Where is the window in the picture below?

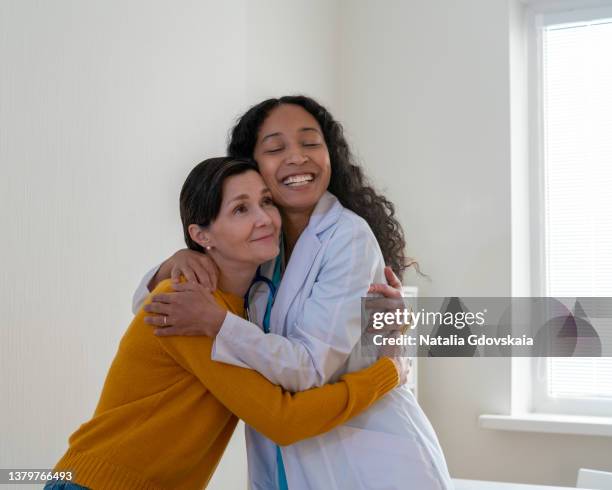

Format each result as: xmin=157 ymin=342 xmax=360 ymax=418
xmin=530 ymin=3 xmax=612 ymax=417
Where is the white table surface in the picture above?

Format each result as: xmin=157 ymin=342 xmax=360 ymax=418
xmin=453 ymin=478 xmax=588 ymax=489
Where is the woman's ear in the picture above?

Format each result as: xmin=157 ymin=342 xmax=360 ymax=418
xmin=188 ymin=224 xmax=213 ymax=251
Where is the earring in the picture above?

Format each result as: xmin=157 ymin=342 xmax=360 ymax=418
xmin=202 ymin=237 xmax=211 ymax=251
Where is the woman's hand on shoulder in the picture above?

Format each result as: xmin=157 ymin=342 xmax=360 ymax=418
xmin=370 ymin=267 xmax=412 ymax=385
xmin=366 ymin=266 xmax=405 ymax=334
xmin=368 ymin=266 xmax=403 ymax=298
xmin=143 ymin=282 xmax=226 ymax=337
xmin=148 ymin=248 xmax=219 ymax=291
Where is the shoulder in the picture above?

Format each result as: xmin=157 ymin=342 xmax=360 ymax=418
xmin=319 ymin=205 xmax=384 ymax=271
xmin=212 ymin=289 xmax=245 ymax=318
xmin=329 ymin=205 xmax=379 ymax=247
xmin=149 ymin=278 xmax=176 ymax=296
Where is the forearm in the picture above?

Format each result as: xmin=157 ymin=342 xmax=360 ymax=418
xmin=216 ymin=357 xmax=398 ymax=446
xmin=212 ymin=313 xmax=340 ymax=391
xmin=155 ymin=311 xmax=398 ymax=447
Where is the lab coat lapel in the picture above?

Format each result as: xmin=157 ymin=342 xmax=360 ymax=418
xmin=247 ymin=259 xmax=276 ymax=329
xmin=270 ymin=192 xmax=342 ymax=335
xmin=269 ymin=230 xmax=320 ymax=335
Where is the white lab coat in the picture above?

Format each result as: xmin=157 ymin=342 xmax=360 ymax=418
xmin=133 ymin=192 xmax=453 ymax=490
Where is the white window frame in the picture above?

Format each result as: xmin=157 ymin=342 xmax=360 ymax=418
xmin=527 ymin=0 xmax=612 ymax=418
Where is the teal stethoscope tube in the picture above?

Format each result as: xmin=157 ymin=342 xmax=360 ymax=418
xmin=244 ymin=266 xmax=277 ymax=334
xmin=243 ymin=258 xmax=288 ymax=490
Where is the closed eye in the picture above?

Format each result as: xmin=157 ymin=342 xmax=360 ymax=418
xmin=261 ymin=196 xmax=275 ymax=207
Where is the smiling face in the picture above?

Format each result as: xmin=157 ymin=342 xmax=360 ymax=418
xmin=253 ymin=104 xmax=331 ymax=217
xmin=189 ymin=170 xmax=281 ymax=267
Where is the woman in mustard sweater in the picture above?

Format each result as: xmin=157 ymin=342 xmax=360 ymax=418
xmin=46 ymin=157 xmax=405 ymax=490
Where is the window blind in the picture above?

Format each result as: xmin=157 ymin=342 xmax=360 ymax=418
xmin=542 ymin=17 xmax=612 ymax=400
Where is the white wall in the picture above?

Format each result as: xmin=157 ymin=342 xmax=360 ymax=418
xmin=336 ymin=0 xmax=612 ymax=486
xmin=245 ymin=0 xmax=339 ymax=107
xmin=0 ymin=1 xmax=336 ymax=489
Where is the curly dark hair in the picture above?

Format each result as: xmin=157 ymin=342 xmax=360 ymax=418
xmin=227 ymin=95 xmax=416 ymax=280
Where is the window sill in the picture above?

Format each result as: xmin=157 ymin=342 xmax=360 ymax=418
xmin=479 ymin=413 xmax=612 ymax=437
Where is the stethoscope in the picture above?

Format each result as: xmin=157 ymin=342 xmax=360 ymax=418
xmin=242 ymin=255 xmax=288 ymax=489
xmin=244 ymin=258 xmax=281 ymax=333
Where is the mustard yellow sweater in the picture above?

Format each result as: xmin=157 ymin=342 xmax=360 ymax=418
xmin=53 ymin=279 xmax=398 ymax=490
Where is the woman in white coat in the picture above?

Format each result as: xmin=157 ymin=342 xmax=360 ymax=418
xmin=136 ymin=96 xmax=453 ymax=489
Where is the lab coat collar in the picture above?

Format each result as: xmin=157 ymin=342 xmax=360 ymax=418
xmin=308 ymin=191 xmax=343 ymax=236
xmin=269 ymin=191 xmax=343 ymax=334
